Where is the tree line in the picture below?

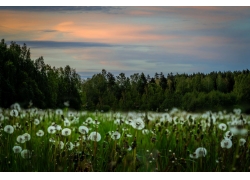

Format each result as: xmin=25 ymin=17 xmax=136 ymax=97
xmin=0 ymin=39 xmax=83 ymax=109
xmin=82 ymin=69 xmax=250 ymax=113
xmin=1 ymin=39 xmax=250 ymax=113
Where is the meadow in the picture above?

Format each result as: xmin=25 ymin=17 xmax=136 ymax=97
xmin=0 ymin=102 xmax=250 ymax=172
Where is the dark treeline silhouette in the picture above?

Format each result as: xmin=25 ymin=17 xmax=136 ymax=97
xmin=0 ymin=39 xmax=83 ymax=109
xmin=82 ymin=69 xmax=250 ymax=113
xmin=1 ymin=39 xmax=250 ymax=112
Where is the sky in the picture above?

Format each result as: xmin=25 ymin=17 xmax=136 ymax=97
xmin=1 ymin=6 xmax=250 ymax=79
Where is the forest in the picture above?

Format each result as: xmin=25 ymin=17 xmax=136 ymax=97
xmin=1 ymin=39 xmax=250 ymax=113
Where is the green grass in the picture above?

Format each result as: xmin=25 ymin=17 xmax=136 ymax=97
xmin=0 ymin=107 xmax=250 ymax=172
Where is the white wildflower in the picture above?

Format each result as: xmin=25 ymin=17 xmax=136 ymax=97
xmin=4 ymin=125 xmax=14 ymax=134
xmin=88 ymin=131 xmax=101 ymax=142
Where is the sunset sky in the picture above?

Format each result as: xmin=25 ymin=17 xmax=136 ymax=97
xmin=1 ymin=6 xmax=250 ymax=78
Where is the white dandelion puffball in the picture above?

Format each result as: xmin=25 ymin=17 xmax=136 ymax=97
xmin=21 ymin=149 xmax=31 ymax=159
xmin=111 ymin=131 xmax=121 ymax=140
xmin=142 ymin=129 xmax=150 ymax=135
xmin=78 ymin=126 xmax=89 ymax=135
xmin=55 ymin=109 xmax=63 ymax=115
xmin=4 ymin=125 xmax=14 ymax=134
xmin=49 ymin=138 xmax=56 ymax=143
xmin=0 ymin=114 xmax=4 ymax=121
xmin=36 ymin=130 xmax=44 ymax=137
xmin=86 ymin=117 xmax=93 ymax=124
xmin=224 ymin=131 xmax=233 ymax=139
xmin=239 ymin=138 xmax=246 ymax=146
xmin=11 ymin=103 xmax=21 ymax=111
xmin=221 ymin=138 xmax=233 ymax=149
xmin=59 ymin=141 xmax=64 ymax=149
xmin=17 ymin=135 xmax=26 ymax=143
xmin=10 ymin=109 xmax=19 ymax=117
xmin=64 ymin=120 xmax=71 ymax=127
xmin=131 ymin=118 xmax=145 ymax=130
xmin=13 ymin=146 xmax=22 ymax=153
xmin=190 ymin=153 xmax=199 ymax=159
xmin=65 ymin=142 xmax=74 ymax=151
xmin=47 ymin=126 xmax=56 ymax=134
xmin=218 ymin=123 xmax=227 ymax=131
xmin=114 ymin=119 xmax=121 ymax=125
xmin=64 ymin=101 xmax=70 ymax=107
xmin=88 ymin=131 xmax=101 ymax=142
xmin=34 ymin=119 xmax=40 ymax=125
xmin=55 ymin=125 xmax=62 ymax=131
xmin=62 ymin=128 xmax=72 ymax=136
xmin=195 ymin=147 xmax=207 ymax=158
xmin=23 ymin=133 xmax=31 ymax=141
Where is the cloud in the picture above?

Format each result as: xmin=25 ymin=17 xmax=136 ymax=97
xmin=0 ymin=6 xmax=121 ymax=13
xmin=8 ymin=41 xmax=113 ymax=49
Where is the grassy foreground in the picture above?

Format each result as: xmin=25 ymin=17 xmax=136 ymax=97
xmin=0 ymin=103 xmax=250 ymax=172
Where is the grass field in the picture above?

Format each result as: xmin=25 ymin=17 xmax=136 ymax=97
xmin=0 ymin=103 xmax=250 ymax=172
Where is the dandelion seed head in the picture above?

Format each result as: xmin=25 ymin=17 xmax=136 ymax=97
xmin=47 ymin=126 xmax=56 ymax=134
xmin=111 ymin=131 xmax=121 ymax=140
xmin=218 ymin=123 xmax=227 ymax=131
xmin=78 ymin=126 xmax=89 ymax=135
xmin=36 ymin=130 xmax=44 ymax=137
xmin=88 ymin=131 xmax=101 ymax=142
xmin=62 ymin=128 xmax=72 ymax=136
xmin=23 ymin=133 xmax=31 ymax=141
xmin=13 ymin=146 xmax=22 ymax=153
xmin=221 ymin=139 xmax=233 ymax=149
xmin=239 ymin=138 xmax=246 ymax=146
xmin=10 ymin=109 xmax=19 ymax=117
xmin=17 ymin=135 xmax=26 ymax=143
xmin=21 ymin=149 xmax=31 ymax=159
xmin=4 ymin=125 xmax=14 ymax=134
xmin=34 ymin=119 xmax=40 ymax=125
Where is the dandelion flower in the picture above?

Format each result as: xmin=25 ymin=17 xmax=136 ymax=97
xmin=190 ymin=153 xmax=199 ymax=159
xmin=4 ymin=125 xmax=14 ymax=134
xmin=11 ymin=103 xmax=21 ymax=111
xmin=0 ymin=114 xmax=4 ymax=121
xmin=36 ymin=130 xmax=44 ymax=137
xmin=17 ymin=135 xmax=26 ymax=143
xmin=195 ymin=147 xmax=207 ymax=157
xmin=64 ymin=120 xmax=71 ymax=127
xmin=65 ymin=142 xmax=74 ymax=150
xmin=13 ymin=146 xmax=22 ymax=153
xmin=59 ymin=141 xmax=64 ymax=149
xmin=88 ymin=131 xmax=101 ymax=142
xmin=114 ymin=119 xmax=122 ymax=125
xmin=224 ymin=131 xmax=233 ymax=139
xmin=221 ymin=139 xmax=233 ymax=149
xmin=55 ymin=109 xmax=63 ymax=115
xmin=49 ymin=138 xmax=56 ymax=143
xmin=86 ymin=117 xmax=93 ymax=124
xmin=34 ymin=119 xmax=40 ymax=125
xmin=47 ymin=126 xmax=56 ymax=134
xmin=21 ymin=149 xmax=31 ymax=159
xmin=23 ymin=133 xmax=31 ymax=141
xmin=142 ymin=129 xmax=150 ymax=135
xmin=78 ymin=126 xmax=89 ymax=135
xmin=10 ymin=109 xmax=19 ymax=117
xmin=218 ymin=123 xmax=227 ymax=131
xmin=55 ymin=124 xmax=62 ymax=131
xmin=64 ymin=101 xmax=70 ymax=107
xmin=239 ymin=138 xmax=246 ymax=146
xmin=62 ymin=128 xmax=71 ymax=136
xmin=131 ymin=118 xmax=145 ymax=130
xmin=111 ymin=131 xmax=121 ymax=140
xmin=93 ymin=119 xmax=100 ymax=125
